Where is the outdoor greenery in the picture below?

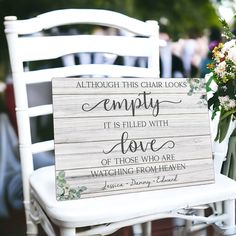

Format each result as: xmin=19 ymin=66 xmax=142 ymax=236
xmin=0 ymin=0 xmax=228 ymax=81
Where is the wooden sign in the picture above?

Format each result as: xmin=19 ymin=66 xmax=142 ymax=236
xmin=52 ymin=77 xmax=214 ymax=200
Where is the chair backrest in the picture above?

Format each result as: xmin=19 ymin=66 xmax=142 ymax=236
xmin=4 ymin=9 xmax=159 ymax=204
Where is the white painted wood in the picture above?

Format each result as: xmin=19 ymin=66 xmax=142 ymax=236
xmin=146 ymin=21 xmax=160 ymax=77
xmin=18 ymin=36 xmax=153 ymax=61
xmin=4 ymin=9 xmax=161 ymax=235
xmin=4 ymin=9 xmax=156 ymax=35
xmin=143 ymin=221 xmax=152 ymax=236
xmin=31 ymin=140 xmax=54 ymax=154
xmin=56 ymin=159 xmax=214 ymax=198
xmin=53 ymin=77 xmax=214 ymax=199
xmin=52 ymin=94 xmax=207 ymax=117
xmin=5 ymin=18 xmax=35 ymax=236
xmin=132 ymin=224 xmax=142 ymax=236
xmin=224 ymin=200 xmax=235 ymax=227
xmin=30 ymin=166 xmax=236 ymax=228
xmin=23 ymin=65 xmax=157 ymax=84
xmin=54 ymin=114 xmax=210 ymax=143
xmin=60 ymin=227 xmax=75 ymax=236
xmin=55 ymin=136 xmax=212 ymax=170
xmin=52 ymin=77 xmax=195 ymax=95
xmin=4 ymin=8 xmax=236 ymax=236
xmin=28 ymin=104 xmax=53 ymax=117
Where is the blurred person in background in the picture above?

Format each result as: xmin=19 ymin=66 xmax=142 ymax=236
xmin=159 ymin=28 xmax=184 ymax=78
xmin=181 ymin=28 xmax=207 ymax=78
xmin=199 ymin=26 xmax=222 ymax=78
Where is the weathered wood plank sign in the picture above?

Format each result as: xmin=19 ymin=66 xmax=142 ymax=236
xmin=52 ymin=77 xmax=214 ymax=200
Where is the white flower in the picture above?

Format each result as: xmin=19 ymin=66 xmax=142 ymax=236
xmin=219 ymin=95 xmax=229 ymax=103
xmin=222 ymin=86 xmax=227 ymax=91
xmin=219 ymin=96 xmax=236 ymax=111
xmin=228 ymin=99 xmax=236 ymax=108
xmin=214 ymin=61 xmax=226 ymax=76
xmin=227 ymin=47 xmax=236 ymax=64
xmin=222 ymin=39 xmax=236 ymax=53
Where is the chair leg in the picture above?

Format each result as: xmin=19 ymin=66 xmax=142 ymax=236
xmin=26 ymin=221 xmax=38 ymax=236
xmin=60 ymin=227 xmax=76 ymax=236
xmin=173 ymin=219 xmax=186 ymax=236
xmin=215 ymin=199 xmax=236 ymax=236
xmin=25 ymin=202 xmax=38 ymax=235
xmin=142 ymin=221 xmax=152 ymax=236
xmin=183 ymin=220 xmax=192 ymax=236
xmin=224 ymin=200 xmax=235 ymax=227
xmin=132 ymin=224 xmax=142 ymax=236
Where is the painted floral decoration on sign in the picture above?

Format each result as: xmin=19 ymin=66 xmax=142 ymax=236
xmin=56 ymin=171 xmax=87 ymax=200
xmin=207 ymin=18 xmax=236 ymax=142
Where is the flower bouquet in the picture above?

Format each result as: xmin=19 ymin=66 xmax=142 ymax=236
xmin=207 ymin=19 xmax=236 ymax=143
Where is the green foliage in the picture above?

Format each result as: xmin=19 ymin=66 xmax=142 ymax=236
xmin=56 ymin=170 xmax=87 ymax=200
xmin=187 ymin=78 xmax=207 ymax=106
xmin=215 ymin=110 xmax=233 ymax=143
xmin=220 ymin=18 xmax=236 ymax=40
xmin=134 ymin=0 xmax=220 ymax=39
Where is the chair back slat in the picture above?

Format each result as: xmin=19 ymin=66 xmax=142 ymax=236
xmin=31 ymin=140 xmax=54 ymax=154
xmin=5 ymin=9 xmax=156 ymax=36
xmin=23 ymin=65 xmax=157 ymax=84
xmin=28 ymin=105 xmax=53 ymax=117
xmin=18 ymin=35 xmax=154 ymax=62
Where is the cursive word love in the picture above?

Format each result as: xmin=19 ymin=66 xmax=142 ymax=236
xmin=82 ymin=92 xmax=181 ymax=117
xmin=103 ymin=131 xmax=175 ymax=154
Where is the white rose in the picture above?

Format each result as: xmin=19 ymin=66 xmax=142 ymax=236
xmin=222 ymin=39 xmax=236 ymax=53
xmin=219 ymin=95 xmax=229 ymax=104
xmin=229 ymin=99 xmax=236 ymax=109
xmin=215 ymin=61 xmax=226 ymax=76
xmin=227 ymin=47 xmax=236 ymax=64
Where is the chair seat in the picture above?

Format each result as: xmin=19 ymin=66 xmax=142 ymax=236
xmin=30 ymin=166 xmax=236 ymax=228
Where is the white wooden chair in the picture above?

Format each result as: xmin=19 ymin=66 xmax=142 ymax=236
xmin=4 ymin=9 xmax=236 ymax=236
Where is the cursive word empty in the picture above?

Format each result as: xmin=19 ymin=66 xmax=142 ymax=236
xmin=82 ymin=92 xmax=181 ymax=117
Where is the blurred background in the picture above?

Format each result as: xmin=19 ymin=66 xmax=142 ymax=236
xmin=0 ymin=0 xmax=236 ymax=235
xmin=0 ymin=0 xmax=236 ymax=81
xmin=0 ymin=0 xmax=235 ymax=83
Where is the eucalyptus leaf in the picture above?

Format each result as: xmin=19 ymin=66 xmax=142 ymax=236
xmin=206 ymin=75 xmax=213 ymax=85
xmin=56 ymin=187 xmax=64 ymax=196
xmin=58 ymin=171 xmax=65 ymax=179
xmin=215 ymin=123 xmax=220 ymax=142
xmin=55 ymin=170 xmax=87 ymax=200
xmin=80 ymin=186 xmax=87 ymax=191
xmin=187 ymin=91 xmax=193 ymax=96
xmin=69 ymin=188 xmax=77 ymax=194
xmin=220 ymin=111 xmax=234 ymax=121
xmin=57 ymin=182 xmax=64 ymax=188
xmin=218 ymin=115 xmax=232 ymax=143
